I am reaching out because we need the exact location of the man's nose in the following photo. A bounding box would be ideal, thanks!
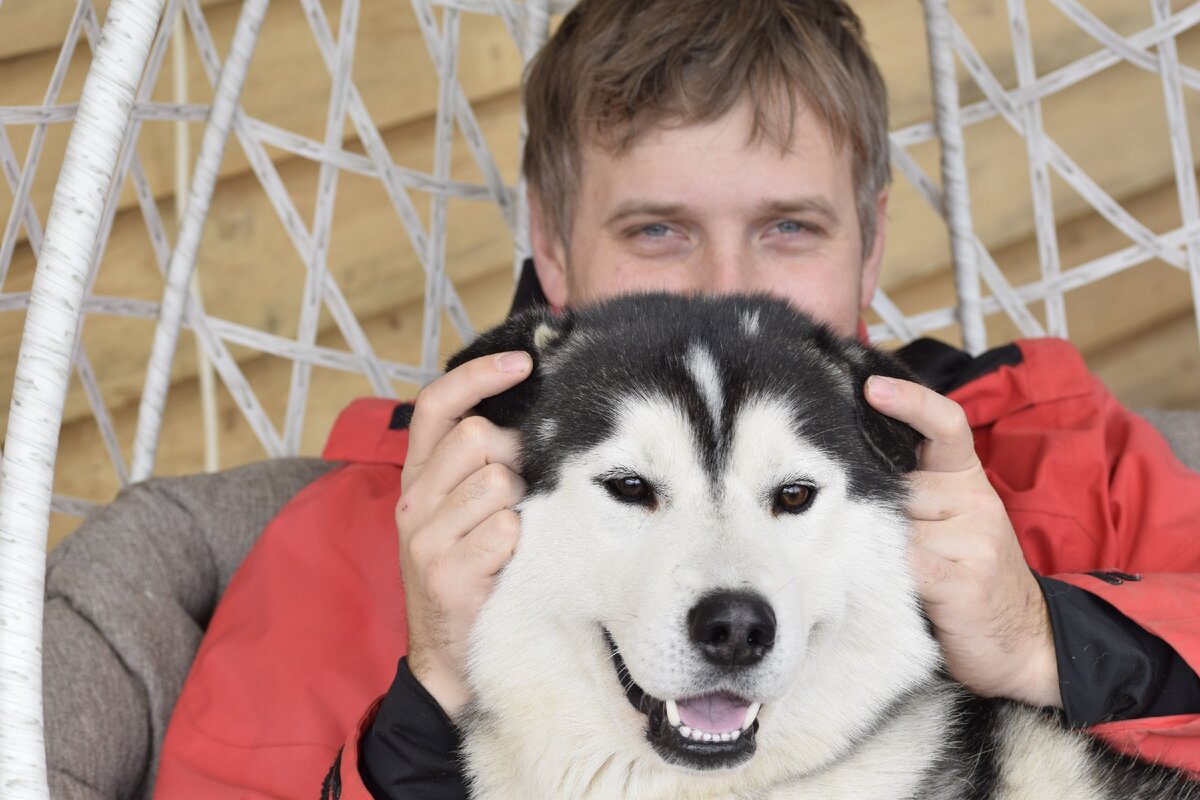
[699,245,754,293]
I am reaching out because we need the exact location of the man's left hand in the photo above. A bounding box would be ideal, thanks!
[865,375,1063,710]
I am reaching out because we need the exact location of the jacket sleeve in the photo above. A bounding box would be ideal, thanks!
[1036,574,1200,726]
[951,338,1200,774]
[1043,377,1200,772]
[325,658,470,799]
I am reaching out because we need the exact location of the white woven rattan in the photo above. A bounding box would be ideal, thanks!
[0,0,1197,792]
[874,0,1200,351]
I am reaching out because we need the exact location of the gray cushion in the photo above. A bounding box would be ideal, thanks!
[1137,408,1200,473]
[44,458,337,800]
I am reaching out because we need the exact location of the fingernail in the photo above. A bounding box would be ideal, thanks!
[868,375,896,401]
[497,352,532,374]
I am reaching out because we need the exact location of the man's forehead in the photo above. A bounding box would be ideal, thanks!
[584,96,845,165]
[576,103,853,203]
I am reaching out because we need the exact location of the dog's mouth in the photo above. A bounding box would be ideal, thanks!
[603,629,760,770]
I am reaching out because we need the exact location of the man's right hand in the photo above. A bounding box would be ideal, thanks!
[396,351,533,718]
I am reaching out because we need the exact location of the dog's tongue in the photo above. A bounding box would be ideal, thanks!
[676,693,750,734]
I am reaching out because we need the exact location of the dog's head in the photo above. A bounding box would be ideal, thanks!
[452,294,939,791]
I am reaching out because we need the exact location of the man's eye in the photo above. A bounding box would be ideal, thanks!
[775,220,808,235]
[639,223,671,238]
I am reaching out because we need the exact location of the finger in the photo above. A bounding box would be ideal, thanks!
[906,472,960,521]
[429,463,527,546]
[908,519,980,564]
[864,376,977,473]
[410,416,522,501]
[448,508,522,579]
[907,544,966,605]
[401,462,525,569]
[406,352,533,475]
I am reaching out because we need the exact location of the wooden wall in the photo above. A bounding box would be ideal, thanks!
[0,0,1197,548]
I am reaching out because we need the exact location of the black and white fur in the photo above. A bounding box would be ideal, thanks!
[448,293,1198,799]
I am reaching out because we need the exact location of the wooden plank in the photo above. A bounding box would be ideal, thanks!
[862,0,1160,130]
[0,0,527,248]
[0,89,525,432]
[1088,312,1200,411]
[0,0,228,62]
[872,170,1199,358]
[46,264,519,549]
[881,26,1200,291]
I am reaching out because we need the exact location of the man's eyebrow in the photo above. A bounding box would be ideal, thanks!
[602,197,841,227]
[758,197,840,223]
[604,202,689,227]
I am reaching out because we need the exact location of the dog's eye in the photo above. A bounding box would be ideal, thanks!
[773,483,816,515]
[602,475,656,508]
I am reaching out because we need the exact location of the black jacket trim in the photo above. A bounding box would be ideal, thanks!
[388,402,415,431]
[358,657,468,799]
[1036,575,1200,726]
[510,258,549,315]
[893,337,1023,395]
[321,747,343,799]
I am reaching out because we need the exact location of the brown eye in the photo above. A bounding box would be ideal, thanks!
[602,475,656,508]
[774,483,815,515]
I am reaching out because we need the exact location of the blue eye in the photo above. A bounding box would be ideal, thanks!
[776,220,807,234]
[640,223,671,238]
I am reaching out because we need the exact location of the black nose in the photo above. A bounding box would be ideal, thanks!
[687,591,776,667]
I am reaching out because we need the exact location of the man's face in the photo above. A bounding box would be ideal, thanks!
[530,98,886,338]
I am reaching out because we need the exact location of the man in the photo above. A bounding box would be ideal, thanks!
[154,1,1200,797]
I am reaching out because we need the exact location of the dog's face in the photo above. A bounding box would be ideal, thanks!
[453,294,941,795]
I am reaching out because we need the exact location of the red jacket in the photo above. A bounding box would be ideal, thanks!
[154,338,1200,798]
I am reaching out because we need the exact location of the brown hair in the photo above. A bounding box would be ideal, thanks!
[522,0,890,256]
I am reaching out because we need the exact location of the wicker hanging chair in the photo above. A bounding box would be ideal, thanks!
[0,0,1197,795]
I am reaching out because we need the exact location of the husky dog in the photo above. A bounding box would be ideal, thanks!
[447,293,1198,800]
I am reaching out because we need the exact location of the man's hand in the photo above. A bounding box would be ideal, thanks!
[396,351,533,718]
[864,375,1062,710]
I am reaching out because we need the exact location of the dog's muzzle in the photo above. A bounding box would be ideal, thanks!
[603,629,762,770]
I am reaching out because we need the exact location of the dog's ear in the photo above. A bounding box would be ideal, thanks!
[849,345,926,473]
[444,308,571,428]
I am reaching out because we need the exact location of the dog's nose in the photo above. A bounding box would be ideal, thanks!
[686,591,776,667]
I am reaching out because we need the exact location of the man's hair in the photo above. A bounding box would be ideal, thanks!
[522,0,891,256]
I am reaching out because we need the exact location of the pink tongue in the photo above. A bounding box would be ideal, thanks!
[676,693,750,734]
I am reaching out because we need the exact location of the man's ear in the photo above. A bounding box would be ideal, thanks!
[528,190,570,309]
[859,188,889,311]
[445,308,572,428]
[849,343,925,473]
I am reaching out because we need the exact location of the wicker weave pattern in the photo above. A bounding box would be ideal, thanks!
[875,0,1200,352]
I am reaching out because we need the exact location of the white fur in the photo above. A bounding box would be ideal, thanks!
[463,393,940,798]
[684,344,724,434]
[740,310,761,338]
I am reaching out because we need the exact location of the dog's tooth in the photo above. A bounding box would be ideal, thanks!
[742,702,762,731]
[665,700,681,728]
[679,725,692,738]
[703,733,714,742]
[690,729,704,742]
[730,729,741,741]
